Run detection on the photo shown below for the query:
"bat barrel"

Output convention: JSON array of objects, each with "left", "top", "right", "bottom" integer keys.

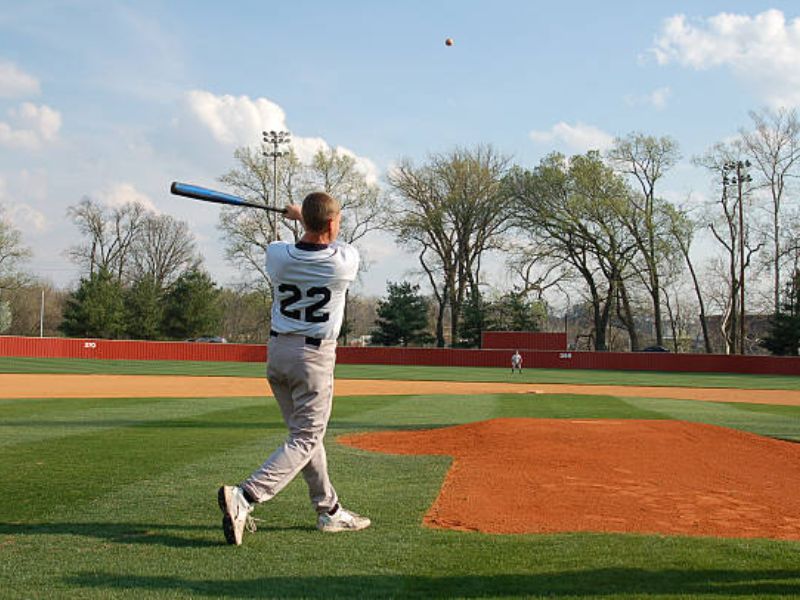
[{"left": 170, "top": 181, "right": 286, "bottom": 214}]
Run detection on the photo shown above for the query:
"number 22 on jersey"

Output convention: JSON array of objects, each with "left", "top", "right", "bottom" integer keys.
[{"left": 278, "top": 284, "right": 332, "bottom": 323}]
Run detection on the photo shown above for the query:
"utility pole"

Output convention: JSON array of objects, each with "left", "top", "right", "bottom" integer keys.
[
  {"left": 39, "top": 289, "right": 44, "bottom": 337},
  {"left": 262, "top": 130, "right": 292, "bottom": 241}
]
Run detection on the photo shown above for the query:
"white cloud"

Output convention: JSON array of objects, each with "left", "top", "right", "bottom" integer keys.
[
  {"left": 0, "top": 171, "right": 49, "bottom": 233},
  {"left": 186, "top": 90, "right": 287, "bottom": 146},
  {"left": 625, "top": 86, "right": 671, "bottom": 110},
  {"left": 99, "top": 182, "right": 159, "bottom": 213},
  {"left": 652, "top": 9, "right": 800, "bottom": 107},
  {"left": 7, "top": 203, "right": 48, "bottom": 233},
  {"left": 0, "top": 60, "right": 40, "bottom": 98},
  {"left": 185, "top": 90, "right": 379, "bottom": 184},
  {"left": 529, "top": 121, "right": 614, "bottom": 152},
  {"left": 0, "top": 102, "right": 62, "bottom": 149}
]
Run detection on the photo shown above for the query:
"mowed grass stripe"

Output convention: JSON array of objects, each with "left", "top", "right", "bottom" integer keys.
[
  {"left": 0, "top": 356, "right": 264, "bottom": 377},
  {"left": 1, "top": 356, "right": 799, "bottom": 390},
  {"left": 0, "top": 401, "right": 285, "bottom": 521},
  {"left": 332, "top": 394, "right": 500, "bottom": 431},
  {"left": 620, "top": 396, "right": 800, "bottom": 442},
  {"left": 491, "top": 393, "right": 667, "bottom": 420},
  {"left": 0, "top": 396, "right": 267, "bottom": 447}
]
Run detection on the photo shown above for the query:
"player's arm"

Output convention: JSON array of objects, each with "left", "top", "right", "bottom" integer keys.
[{"left": 283, "top": 204, "right": 304, "bottom": 225}]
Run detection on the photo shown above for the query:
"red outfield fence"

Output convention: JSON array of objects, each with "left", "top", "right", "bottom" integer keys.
[
  {"left": 481, "top": 331, "right": 567, "bottom": 351},
  {"left": 1, "top": 335, "right": 799, "bottom": 376}
]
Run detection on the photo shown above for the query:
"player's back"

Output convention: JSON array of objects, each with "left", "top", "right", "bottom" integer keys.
[{"left": 266, "top": 240, "right": 359, "bottom": 340}]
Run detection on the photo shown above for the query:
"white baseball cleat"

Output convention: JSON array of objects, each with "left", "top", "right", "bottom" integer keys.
[
  {"left": 317, "top": 506, "right": 371, "bottom": 532},
  {"left": 218, "top": 485, "right": 254, "bottom": 545}
]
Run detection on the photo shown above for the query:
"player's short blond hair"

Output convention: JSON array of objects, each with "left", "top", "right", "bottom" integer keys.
[{"left": 302, "top": 191, "right": 340, "bottom": 233}]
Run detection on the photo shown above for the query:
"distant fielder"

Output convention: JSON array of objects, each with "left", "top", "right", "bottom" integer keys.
[
  {"left": 218, "top": 191, "right": 370, "bottom": 546},
  {"left": 511, "top": 350, "right": 523, "bottom": 374}
]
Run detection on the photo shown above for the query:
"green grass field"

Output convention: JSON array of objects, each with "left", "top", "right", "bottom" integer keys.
[
  {"left": 2, "top": 358, "right": 800, "bottom": 598},
  {"left": 2, "top": 355, "right": 800, "bottom": 390}
]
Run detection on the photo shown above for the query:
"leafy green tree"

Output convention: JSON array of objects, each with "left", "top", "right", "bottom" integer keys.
[
  {"left": 162, "top": 270, "right": 223, "bottom": 340},
  {"left": 389, "top": 146, "right": 513, "bottom": 347},
  {"left": 0, "top": 300, "right": 10, "bottom": 333},
  {"left": 60, "top": 268, "right": 126, "bottom": 338},
  {"left": 608, "top": 132, "right": 681, "bottom": 347},
  {"left": 371, "top": 281, "right": 432, "bottom": 346},
  {"left": 489, "top": 290, "right": 547, "bottom": 332},
  {"left": 508, "top": 151, "right": 638, "bottom": 351},
  {"left": 219, "top": 285, "right": 271, "bottom": 343},
  {"left": 456, "top": 288, "right": 486, "bottom": 347},
  {"left": 124, "top": 276, "right": 164, "bottom": 340},
  {"left": 762, "top": 270, "right": 800, "bottom": 356}
]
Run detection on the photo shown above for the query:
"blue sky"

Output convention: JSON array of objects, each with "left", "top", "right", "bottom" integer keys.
[{"left": 1, "top": 1, "right": 799, "bottom": 296}]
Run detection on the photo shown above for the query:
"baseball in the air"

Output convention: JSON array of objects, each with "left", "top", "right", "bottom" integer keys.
[{"left": 445, "top": 38, "right": 454, "bottom": 46}]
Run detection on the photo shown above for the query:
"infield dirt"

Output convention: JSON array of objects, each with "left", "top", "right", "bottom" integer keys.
[
  {"left": 341, "top": 418, "right": 800, "bottom": 540},
  {"left": 2, "top": 373, "right": 800, "bottom": 405}
]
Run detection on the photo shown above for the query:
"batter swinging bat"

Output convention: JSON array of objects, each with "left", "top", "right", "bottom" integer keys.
[{"left": 170, "top": 182, "right": 287, "bottom": 214}]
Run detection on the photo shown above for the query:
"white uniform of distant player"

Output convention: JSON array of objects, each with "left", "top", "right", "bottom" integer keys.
[
  {"left": 511, "top": 350, "right": 523, "bottom": 374},
  {"left": 218, "top": 194, "right": 370, "bottom": 545}
]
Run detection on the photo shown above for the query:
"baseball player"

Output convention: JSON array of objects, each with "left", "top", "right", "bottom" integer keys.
[
  {"left": 511, "top": 350, "right": 523, "bottom": 374},
  {"left": 218, "top": 191, "right": 370, "bottom": 546}
]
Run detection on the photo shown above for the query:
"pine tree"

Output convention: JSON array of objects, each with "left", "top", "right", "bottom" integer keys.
[
  {"left": 762, "top": 270, "right": 800, "bottom": 356},
  {"left": 371, "top": 281, "right": 432, "bottom": 346},
  {"left": 161, "top": 270, "right": 223, "bottom": 340},
  {"left": 60, "top": 268, "right": 126, "bottom": 338},
  {"left": 124, "top": 276, "right": 164, "bottom": 340}
]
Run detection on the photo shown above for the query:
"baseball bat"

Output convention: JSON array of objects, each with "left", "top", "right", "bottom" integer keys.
[{"left": 170, "top": 182, "right": 287, "bottom": 214}]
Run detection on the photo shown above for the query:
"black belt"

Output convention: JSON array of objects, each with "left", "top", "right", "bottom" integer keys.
[{"left": 270, "top": 329, "right": 321, "bottom": 347}]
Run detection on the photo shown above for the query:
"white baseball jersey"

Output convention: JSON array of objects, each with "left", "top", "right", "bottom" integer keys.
[{"left": 266, "top": 240, "right": 360, "bottom": 339}]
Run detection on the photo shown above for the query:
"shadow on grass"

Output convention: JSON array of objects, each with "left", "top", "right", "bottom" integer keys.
[
  {"left": 65, "top": 569, "right": 800, "bottom": 597},
  {"left": 0, "top": 420, "right": 285, "bottom": 430},
  {"left": 0, "top": 522, "right": 222, "bottom": 548},
  {"left": 0, "top": 520, "right": 315, "bottom": 549}
]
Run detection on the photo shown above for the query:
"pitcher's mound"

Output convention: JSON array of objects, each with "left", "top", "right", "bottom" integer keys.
[{"left": 339, "top": 418, "right": 800, "bottom": 540}]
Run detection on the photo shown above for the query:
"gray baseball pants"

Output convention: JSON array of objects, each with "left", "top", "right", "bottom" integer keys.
[{"left": 241, "top": 334, "right": 339, "bottom": 514}]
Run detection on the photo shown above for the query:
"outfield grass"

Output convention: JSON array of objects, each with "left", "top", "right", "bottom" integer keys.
[
  {"left": 2, "top": 388, "right": 800, "bottom": 598},
  {"left": 1, "top": 355, "right": 799, "bottom": 390}
]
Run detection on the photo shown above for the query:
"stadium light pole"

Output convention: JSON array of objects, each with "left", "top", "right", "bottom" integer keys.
[
  {"left": 723, "top": 160, "right": 752, "bottom": 355},
  {"left": 263, "top": 130, "right": 292, "bottom": 241}
]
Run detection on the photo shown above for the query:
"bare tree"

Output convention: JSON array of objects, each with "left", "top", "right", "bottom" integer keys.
[
  {"left": 608, "top": 132, "right": 681, "bottom": 347},
  {"left": 218, "top": 146, "right": 382, "bottom": 293},
  {"left": 664, "top": 201, "right": 712, "bottom": 353},
  {"left": 0, "top": 206, "right": 31, "bottom": 290},
  {"left": 305, "top": 148, "right": 384, "bottom": 246},
  {"left": 67, "top": 198, "right": 147, "bottom": 282},
  {"left": 388, "top": 146, "right": 512, "bottom": 346},
  {"left": 131, "top": 213, "right": 201, "bottom": 289},
  {"left": 740, "top": 107, "right": 800, "bottom": 314},
  {"left": 695, "top": 143, "right": 764, "bottom": 353}
]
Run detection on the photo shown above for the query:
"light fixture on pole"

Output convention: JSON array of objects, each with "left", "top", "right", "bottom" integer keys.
[{"left": 262, "top": 130, "right": 292, "bottom": 241}]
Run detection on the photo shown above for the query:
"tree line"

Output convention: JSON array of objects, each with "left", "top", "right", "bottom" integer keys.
[{"left": 1, "top": 107, "right": 800, "bottom": 354}]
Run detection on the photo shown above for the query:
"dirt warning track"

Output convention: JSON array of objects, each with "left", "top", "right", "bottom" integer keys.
[{"left": 1, "top": 373, "right": 800, "bottom": 405}]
